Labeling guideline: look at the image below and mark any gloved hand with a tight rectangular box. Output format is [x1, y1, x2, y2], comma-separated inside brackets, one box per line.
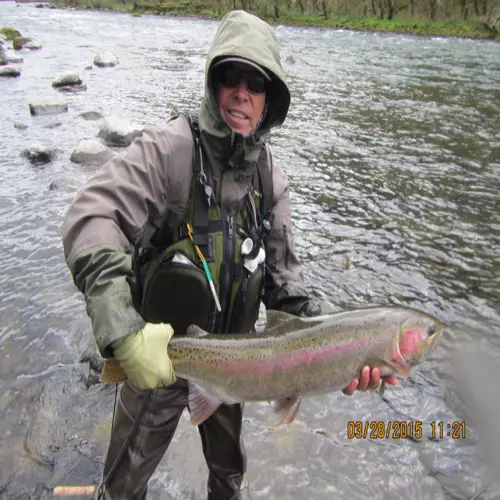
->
[111, 323, 176, 390]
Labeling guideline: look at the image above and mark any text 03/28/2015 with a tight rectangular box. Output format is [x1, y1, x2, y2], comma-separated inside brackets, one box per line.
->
[346, 420, 466, 440]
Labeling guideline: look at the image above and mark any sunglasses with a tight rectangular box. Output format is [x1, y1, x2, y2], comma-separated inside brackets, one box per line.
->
[217, 65, 268, 94]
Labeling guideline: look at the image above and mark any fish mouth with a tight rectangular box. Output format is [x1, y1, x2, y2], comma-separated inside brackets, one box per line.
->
[423, 322, 443, 353]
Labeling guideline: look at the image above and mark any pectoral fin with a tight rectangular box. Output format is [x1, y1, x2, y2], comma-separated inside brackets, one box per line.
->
[273, 397, 301, 427]
[188, 382, 223, 426]
[384, 359, 410, 377]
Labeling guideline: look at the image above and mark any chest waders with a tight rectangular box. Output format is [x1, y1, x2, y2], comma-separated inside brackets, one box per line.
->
[97, 112, 273, 498]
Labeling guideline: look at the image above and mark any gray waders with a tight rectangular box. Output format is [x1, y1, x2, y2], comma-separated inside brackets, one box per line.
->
[98, 379, 246, 499]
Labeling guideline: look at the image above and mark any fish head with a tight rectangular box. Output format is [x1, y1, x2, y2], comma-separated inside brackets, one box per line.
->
[395, 311, 443, 368]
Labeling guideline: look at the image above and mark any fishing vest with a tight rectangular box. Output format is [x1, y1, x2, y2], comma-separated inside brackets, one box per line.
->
[129, 112, 273, 335]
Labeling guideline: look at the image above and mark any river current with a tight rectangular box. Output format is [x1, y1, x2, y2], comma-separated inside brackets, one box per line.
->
[1, 3, 499, 499]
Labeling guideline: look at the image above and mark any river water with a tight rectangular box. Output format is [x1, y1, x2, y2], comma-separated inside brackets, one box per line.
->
[1, 3, 500, 499]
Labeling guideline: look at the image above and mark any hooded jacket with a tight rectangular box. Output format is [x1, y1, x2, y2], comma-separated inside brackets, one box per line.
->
[62, 11, 312, 358]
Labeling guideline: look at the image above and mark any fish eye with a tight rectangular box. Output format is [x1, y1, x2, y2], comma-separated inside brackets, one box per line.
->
[427, 323, 436, 336]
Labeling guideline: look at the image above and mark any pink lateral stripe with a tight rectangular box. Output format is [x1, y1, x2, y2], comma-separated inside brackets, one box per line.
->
[194, 334, 392, 375]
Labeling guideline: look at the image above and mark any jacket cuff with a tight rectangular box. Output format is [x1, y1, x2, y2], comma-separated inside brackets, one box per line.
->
[87, 293, 146, 358]
[263, 283, 338, 318]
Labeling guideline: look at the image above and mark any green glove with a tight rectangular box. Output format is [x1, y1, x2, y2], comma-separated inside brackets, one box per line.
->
[112, 323, 176, 390]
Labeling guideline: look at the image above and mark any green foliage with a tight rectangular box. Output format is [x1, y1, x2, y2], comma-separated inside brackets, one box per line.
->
[0, 27, 22, 40]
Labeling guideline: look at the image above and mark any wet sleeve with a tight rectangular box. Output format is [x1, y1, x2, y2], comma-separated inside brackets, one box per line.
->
[262, 151, 337, 317]
[61, 127, 175, 357]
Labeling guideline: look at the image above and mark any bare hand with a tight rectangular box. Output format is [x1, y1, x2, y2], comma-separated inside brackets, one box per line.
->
[343, 366, 398, 396]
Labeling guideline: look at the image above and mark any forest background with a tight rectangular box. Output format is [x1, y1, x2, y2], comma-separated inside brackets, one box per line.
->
[12, 0, 500, 40]
[29, 0, 500, 39]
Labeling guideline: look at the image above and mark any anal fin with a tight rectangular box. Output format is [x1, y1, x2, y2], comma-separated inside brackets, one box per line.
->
[273, 397, 301, 427]
[188, 382, 223, 426]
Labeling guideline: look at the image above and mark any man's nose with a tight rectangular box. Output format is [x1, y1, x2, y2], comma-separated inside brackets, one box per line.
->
[234, 79, 250, 98]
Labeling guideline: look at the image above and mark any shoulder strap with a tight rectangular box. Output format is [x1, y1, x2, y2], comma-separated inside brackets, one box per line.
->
[180, 110, 200, 138]
[256, 143, 274, 223]
[180, 110, 211, 250]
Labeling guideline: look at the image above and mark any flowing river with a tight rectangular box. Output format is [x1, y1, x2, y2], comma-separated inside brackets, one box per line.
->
[1, 3, 500, 499]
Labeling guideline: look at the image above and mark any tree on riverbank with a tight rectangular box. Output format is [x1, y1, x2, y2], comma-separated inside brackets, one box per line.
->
[41, 0, 500, 37]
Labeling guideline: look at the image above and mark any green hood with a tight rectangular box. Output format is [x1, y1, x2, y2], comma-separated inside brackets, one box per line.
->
[199, 10, 290, 181]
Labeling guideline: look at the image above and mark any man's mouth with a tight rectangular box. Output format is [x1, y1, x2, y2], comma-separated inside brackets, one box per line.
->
[229, 109, 248, 119]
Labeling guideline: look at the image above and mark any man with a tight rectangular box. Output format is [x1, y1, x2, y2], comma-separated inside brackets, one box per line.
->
[62, 10, 395, 499]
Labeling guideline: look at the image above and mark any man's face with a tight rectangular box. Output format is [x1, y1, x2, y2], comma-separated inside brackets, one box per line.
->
[215, 63, 267, 137]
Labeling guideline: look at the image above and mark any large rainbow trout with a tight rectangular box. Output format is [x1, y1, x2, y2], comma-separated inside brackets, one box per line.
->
[166, 307, 442, 426]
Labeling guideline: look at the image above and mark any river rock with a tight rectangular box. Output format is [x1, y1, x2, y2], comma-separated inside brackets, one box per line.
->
[6, 50, 24, 63]
[13, 121, 28, 129]
[79, 110, 103, 120]
[59, 83, 88, 93]
[0, 66, 21, 77]
[0, 27, 21, 40]
[0, 34, 7, 43]
[25, 40, 42, 50]
[0, 45, 6, 65]
[52, 72, 82, 88]
[44, 121, 62, 129]
[93, 50, 119, 68]
[21, 143, 56, 165]
[70, 139, 116, 165]
[97, 115, 144, 147]
[29, 98, 68, 116]
[12, 36, 31, 50]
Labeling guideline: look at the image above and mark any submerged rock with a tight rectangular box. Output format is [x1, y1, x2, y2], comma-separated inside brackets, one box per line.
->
[0, 66, 21, 77]
[21, 143, 56, 165]
[97, 115, 144, 147]
[13, 121, 29, 129]
[29, 98, 68, 116]
[44, 122, 62, 129]
[70, 139, 116, 165]
[93, 50, 119, 68]
[79, 110, 104, 121]
[58, 83, 87, 93]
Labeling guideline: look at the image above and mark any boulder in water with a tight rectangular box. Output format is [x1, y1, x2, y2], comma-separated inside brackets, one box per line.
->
[13, 36, 31, 50]
[93, 50, 119, 68]
[97, 115, 144, 147]
[25, 40, 42, 50]
[6, 50, 24, 64]
[70, 139, 117, 165]
[0, 27, 22, 41]
[29, 98, 68, 116]
[52, 72, 82, 88]
[0, 66, 21, 77]
[0, 45, 7, 65]
[21, 143, 56, 165]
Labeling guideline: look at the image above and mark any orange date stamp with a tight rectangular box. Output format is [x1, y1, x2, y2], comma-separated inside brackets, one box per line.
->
[346, 420, 466, 440]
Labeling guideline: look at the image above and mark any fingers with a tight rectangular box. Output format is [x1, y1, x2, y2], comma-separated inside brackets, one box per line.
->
[358, 366, 378, 391]
[343, 366, 397, 396]
[342, 378, 359, 396]
[382, 375, 398, 385]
